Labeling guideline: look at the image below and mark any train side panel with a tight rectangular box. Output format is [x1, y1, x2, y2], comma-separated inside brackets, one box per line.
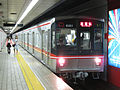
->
[16, 18, 57, 72]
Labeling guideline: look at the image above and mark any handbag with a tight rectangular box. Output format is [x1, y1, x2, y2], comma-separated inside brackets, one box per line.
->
[7, 43, 11, 47]
[13, 44, 16, 47]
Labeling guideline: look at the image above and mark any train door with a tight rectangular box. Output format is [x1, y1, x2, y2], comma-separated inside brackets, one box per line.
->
[42, 30, 49, 64]
[27, 33, 29, 50]
[47, 29, 50, 64]
[21, 34, 23, 46]
[32, 32, 35, 54]
[46, 30, 49, 64]
[41, 31, 44, 60]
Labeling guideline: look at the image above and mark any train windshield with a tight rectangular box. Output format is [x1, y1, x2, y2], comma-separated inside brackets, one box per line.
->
[94, 28, 102, 50]
[79, 32, 91, 50]
[55, 28, 92, 50]
[56, 28, 77, 47]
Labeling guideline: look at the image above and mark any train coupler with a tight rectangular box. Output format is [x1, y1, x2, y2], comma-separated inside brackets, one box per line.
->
[92, 72, 100, 79]
[74, 72, 88, 80]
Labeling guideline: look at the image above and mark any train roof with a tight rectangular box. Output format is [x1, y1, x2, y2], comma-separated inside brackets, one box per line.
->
[54, 16, 105, 22]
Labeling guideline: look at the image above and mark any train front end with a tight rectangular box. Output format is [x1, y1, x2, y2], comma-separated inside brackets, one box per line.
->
[51, 17, 104, 79]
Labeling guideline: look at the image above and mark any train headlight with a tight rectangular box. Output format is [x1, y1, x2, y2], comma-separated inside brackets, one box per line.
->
[58, 57, 65, 67]
[95, 57, 102, 66]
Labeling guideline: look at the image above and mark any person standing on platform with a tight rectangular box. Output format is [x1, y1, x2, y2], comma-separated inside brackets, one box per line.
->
[12, 38, 16, 54]
[6, 37, 12, 54]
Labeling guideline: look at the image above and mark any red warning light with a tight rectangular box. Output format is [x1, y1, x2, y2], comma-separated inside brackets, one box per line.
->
[80, 22, 92, 27]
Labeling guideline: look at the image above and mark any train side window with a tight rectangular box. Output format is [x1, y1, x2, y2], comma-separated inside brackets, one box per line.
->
[43, 31, 47, 50]
[94, 29, 102, 50]
[36, 33, 39, 47]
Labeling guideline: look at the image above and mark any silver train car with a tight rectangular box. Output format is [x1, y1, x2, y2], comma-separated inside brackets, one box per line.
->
[15, 16, 104, 79]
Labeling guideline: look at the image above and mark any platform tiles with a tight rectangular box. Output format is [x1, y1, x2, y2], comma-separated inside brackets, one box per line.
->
[0, 47, 28, 90]
[0, 46, 73, 90]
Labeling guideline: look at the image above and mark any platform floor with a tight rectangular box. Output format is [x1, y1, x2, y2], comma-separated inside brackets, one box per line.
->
[0, 48, 28, 90]
[0, 46, 73, 90]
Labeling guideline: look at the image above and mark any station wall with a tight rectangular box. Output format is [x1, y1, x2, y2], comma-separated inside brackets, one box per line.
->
[0, 27, 7, 51]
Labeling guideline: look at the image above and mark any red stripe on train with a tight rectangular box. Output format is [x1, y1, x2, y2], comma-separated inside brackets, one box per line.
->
[23, 42, 104, 59]
[24, 22, 51, 32]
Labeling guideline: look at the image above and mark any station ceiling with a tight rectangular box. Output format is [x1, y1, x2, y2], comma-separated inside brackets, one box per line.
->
[0, 0, 107, 34]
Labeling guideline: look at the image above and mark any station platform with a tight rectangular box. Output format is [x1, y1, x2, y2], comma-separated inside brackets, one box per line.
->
[0, 46, 73, 90]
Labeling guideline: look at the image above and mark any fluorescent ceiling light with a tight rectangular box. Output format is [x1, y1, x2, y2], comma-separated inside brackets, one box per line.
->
[10, 0, 39, 33]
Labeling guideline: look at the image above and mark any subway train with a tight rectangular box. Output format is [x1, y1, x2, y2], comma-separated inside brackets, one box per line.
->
[14, 16, 104, 79]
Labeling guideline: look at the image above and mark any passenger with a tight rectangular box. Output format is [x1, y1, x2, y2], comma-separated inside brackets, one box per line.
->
[73, 38, 77, 45]
[59, 35, 66, 46]
[12, 39, 16, 54]
[72, 32, 77, 45]
[73, 33, 84, 46]
[59, 38, 64, 46]
[6, 37, 12, 54]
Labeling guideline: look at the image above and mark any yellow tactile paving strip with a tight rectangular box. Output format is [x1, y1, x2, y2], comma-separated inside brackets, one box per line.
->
[16, 52, 44, 90]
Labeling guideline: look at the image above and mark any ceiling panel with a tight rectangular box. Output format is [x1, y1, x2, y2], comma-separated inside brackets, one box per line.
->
[0, 0, 107, 33]
[8, 0, 29, 22]
[0, 0, 31, 33]
[0, 0, 7, 24]
[22, 0, 60, 25]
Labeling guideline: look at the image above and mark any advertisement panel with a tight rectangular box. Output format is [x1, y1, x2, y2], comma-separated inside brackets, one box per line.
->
[108, 8, 120, 68]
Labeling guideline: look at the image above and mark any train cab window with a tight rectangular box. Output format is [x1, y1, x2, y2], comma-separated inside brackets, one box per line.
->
[56, 28, 77, 47]
[79, 32, 91, 50]
[94, 29, 102, 50]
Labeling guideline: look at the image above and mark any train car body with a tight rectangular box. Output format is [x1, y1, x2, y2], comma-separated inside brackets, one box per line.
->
[15, 16, 104, 79]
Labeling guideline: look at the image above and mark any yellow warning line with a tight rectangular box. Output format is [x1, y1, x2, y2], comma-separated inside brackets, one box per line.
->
[16, 52, 44, 90]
